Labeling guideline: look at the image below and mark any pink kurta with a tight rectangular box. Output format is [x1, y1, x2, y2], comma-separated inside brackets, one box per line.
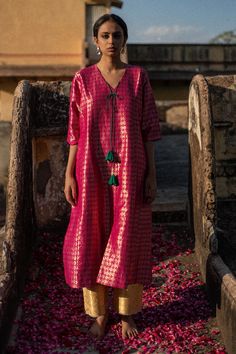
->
[63, 64, 161, 289]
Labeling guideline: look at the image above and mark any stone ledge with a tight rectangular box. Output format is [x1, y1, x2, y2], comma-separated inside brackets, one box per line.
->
[207, 255, 236, 354]
[153, 187, 188, 212]
[0, 65, 80, 77]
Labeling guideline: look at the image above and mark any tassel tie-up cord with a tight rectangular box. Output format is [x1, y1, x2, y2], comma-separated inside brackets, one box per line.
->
[105, 90, 120, 186]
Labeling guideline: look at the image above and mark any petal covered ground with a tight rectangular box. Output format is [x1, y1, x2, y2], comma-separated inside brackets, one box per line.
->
[6, 225, 227, 353]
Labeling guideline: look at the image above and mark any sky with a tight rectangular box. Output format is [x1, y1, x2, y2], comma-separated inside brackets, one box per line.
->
[112, 0, 236, 43]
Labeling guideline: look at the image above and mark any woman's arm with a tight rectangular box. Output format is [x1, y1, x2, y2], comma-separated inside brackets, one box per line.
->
[64, 144, 78, 207]
[144, 141, 157, 204]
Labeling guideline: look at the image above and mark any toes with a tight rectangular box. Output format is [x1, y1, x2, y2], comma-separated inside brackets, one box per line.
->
[128, 330, 133, 338]
[122, 329, 128, 339]
[121, 316, 139, 339]
[128, 331, 133, 339]
[131, 329, 138, 338]
[125, 328, 138, 339]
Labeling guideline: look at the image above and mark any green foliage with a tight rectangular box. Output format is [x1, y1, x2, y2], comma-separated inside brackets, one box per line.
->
[210, 30, 236, 44]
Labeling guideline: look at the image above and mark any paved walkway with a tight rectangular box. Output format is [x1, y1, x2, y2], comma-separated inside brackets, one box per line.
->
[6, 224, 226, 353]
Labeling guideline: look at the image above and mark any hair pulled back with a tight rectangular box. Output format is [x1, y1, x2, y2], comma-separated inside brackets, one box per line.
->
[93, 14, 128, 43]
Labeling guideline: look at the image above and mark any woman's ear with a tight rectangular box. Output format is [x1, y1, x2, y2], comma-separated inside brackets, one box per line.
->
[93, 36, 98, 46]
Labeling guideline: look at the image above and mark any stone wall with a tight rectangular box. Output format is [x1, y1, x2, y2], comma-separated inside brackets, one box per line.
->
[30, 80, 71, 228]
[0, 80, 72, 348]
[188, 74, 236, 354]
[32, 136, 69, 227]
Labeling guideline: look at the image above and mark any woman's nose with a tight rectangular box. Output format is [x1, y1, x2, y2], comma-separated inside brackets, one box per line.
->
[108, 35, 114, 44]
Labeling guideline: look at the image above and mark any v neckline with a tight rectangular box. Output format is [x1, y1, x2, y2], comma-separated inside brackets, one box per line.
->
[95, 64, 129, 91]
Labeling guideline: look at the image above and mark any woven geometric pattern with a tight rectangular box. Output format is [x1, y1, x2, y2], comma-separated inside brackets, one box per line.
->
[63, 64, 161, 289]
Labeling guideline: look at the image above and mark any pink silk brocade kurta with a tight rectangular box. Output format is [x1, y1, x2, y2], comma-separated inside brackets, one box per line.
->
[63, 64, 161, 289]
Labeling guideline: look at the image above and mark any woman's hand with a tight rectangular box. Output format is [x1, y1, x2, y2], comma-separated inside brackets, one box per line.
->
[64, 174, 78, 207]
[64, 145, 78, 207]
[144, 173, 157, 204]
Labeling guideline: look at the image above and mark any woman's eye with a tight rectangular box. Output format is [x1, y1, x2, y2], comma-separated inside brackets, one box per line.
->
[101, 33, 122, 40]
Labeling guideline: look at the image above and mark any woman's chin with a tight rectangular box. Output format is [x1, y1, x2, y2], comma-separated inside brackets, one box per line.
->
[105, 50, 119, 57]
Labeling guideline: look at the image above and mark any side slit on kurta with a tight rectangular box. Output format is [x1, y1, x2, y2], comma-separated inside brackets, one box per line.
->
[63, 64, 161, 290]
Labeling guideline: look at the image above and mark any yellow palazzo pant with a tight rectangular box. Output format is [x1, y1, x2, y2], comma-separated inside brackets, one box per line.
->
[83, 283, 143, 317]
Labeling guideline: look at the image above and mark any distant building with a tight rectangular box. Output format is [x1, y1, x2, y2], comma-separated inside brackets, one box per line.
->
[127, 43, 236, 101]
[1, 1, 235, 121]
[0, 0, 123, 121]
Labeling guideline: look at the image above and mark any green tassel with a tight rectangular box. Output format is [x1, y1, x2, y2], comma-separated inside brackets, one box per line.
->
[108, 174, 119, 186]
[105, 150, 115, 162]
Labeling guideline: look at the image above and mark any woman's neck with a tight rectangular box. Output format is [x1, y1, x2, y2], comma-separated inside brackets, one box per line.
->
[97, 56, 126, 71]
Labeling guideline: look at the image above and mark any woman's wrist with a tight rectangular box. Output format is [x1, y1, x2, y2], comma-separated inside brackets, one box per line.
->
[146, 166, 156, 177]
[65, 170, 75, 178]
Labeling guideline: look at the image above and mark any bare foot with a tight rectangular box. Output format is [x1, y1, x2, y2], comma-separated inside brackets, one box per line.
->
[121, 315, 138, 339]
[89, 314, 108, 338]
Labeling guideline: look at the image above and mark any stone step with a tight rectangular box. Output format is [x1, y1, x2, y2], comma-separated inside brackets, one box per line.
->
[153, 187, 188, 212]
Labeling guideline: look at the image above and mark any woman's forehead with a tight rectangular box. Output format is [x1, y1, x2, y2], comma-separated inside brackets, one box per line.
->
[98, 20, 123, 32]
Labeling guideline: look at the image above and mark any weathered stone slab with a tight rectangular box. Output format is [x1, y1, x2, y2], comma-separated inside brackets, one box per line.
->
[188, 74, 216, 251]
[188, 73, 236, 354]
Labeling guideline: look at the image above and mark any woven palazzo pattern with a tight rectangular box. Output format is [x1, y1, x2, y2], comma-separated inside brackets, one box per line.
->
[63, 64, 161, 289]
[83, 284, 143, 317]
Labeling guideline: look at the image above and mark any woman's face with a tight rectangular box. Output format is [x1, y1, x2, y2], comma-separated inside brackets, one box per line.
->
[94, 19, 126, 57]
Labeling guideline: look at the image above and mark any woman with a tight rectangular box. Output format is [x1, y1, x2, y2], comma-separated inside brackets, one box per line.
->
[63, 14, 161, 339]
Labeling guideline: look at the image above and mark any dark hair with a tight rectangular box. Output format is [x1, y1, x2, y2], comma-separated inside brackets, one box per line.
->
[93, 14, 128, 43]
